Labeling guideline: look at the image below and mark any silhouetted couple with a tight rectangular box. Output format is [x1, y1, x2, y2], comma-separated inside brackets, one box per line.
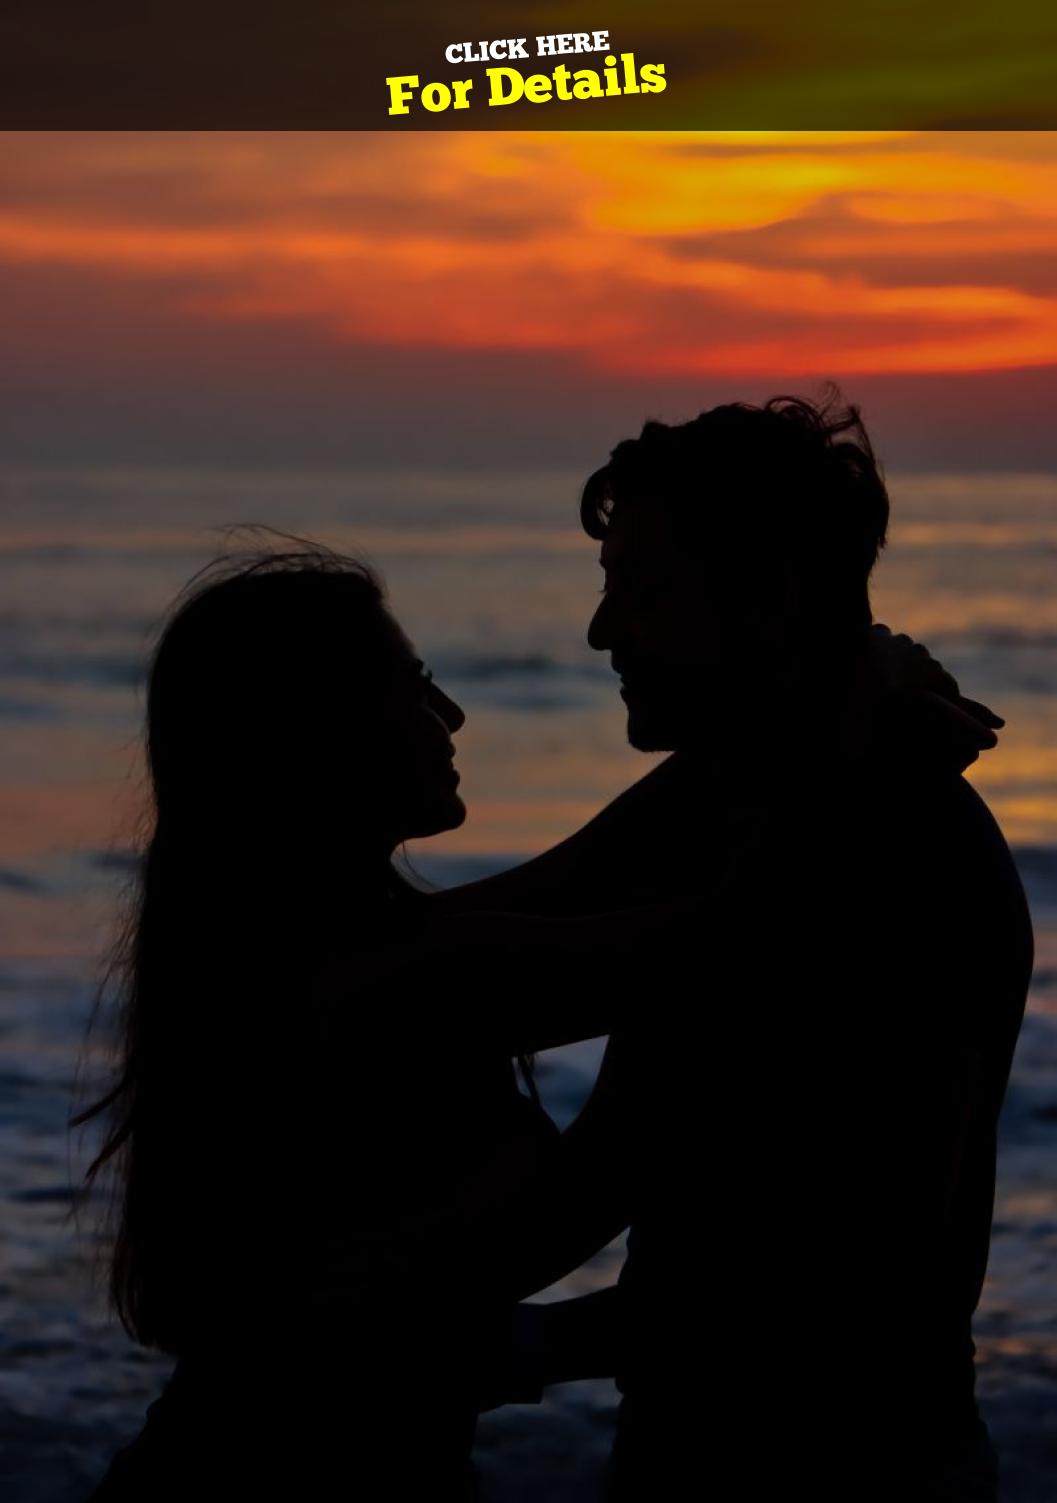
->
[78, 394, 1031, 1502]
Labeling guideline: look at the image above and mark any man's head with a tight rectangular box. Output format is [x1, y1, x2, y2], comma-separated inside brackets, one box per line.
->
[583, 392, 890, 751]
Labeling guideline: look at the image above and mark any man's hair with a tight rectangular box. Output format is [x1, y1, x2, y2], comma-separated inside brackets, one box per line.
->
[581, 388, 890, 634]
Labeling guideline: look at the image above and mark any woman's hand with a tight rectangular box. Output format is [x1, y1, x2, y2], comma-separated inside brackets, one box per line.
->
[865, 624, 1003, 760]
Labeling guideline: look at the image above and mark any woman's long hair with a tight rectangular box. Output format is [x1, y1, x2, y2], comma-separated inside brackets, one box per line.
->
[71, 540, 420, 1351]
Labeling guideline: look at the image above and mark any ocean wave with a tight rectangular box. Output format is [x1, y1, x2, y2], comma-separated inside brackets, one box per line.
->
[945, 629, 1057, 651]
[0, 698, 60, 724]
[0, 653, 144, 691]
[394, 851, 521, 889]
[7, 1185, 99, 1206]
[88, 850, 138, 874]
[0, 649, 606, 703]
[1013, 847, 1057, 912]
[0, 851, 139, 902]
[894, 524, 1057, 550]
[1011, 846, 1057, 877]
[432, 652, 604, 681]
[428, 653, 610, 711]
[0, 870, 47, 895]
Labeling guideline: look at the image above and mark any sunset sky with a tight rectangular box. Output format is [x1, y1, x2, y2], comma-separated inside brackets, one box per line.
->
[2, 128, 1057, 939]
[2, 130, 1057, 469]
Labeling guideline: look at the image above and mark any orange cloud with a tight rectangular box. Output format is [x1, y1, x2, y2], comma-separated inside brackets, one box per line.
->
[2, 131, 1057, 379]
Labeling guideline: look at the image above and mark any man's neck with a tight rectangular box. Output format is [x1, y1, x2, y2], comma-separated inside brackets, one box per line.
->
[672, 670, 861, 790]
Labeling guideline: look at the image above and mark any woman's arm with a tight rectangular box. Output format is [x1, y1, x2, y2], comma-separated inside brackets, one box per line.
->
[306, 1030, 635, 1321]
[477, 1288, 624, 1410]
[426, 751, 711, 918]
[411, 870, 754, 1056]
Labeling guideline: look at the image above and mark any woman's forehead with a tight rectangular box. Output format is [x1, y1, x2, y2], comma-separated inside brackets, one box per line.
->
[375, 611, 415, 660]
[386, 626, 428, 683]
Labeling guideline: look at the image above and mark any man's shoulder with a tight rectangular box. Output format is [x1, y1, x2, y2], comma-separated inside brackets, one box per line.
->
[828, 764, 1030, 979]
[868, 765, 1018, 882]
[811, 758, 1004, 861]
[774, 763, 1024, 936]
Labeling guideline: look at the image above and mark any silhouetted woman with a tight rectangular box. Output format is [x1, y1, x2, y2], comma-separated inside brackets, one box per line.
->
[75, 546, 658, 1501]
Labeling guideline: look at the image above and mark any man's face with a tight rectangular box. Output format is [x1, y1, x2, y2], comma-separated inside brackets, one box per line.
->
[587, 505, 706, 751]
[586, 503, 789, 751]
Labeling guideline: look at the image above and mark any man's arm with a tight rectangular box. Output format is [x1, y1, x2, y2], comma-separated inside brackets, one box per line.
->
[428, 642, 1003, 920]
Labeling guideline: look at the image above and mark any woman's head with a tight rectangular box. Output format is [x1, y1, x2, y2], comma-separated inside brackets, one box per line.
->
[149, 545, 466, 852]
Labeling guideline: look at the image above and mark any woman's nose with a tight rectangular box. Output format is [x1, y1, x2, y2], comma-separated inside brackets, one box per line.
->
[436, 688, 465, 734]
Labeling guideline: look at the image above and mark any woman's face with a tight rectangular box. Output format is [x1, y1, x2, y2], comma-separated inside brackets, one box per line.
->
[377, 629, 467, 844]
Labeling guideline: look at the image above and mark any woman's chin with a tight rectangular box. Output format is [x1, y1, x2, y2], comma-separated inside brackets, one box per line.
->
[403, 794, 467, 841]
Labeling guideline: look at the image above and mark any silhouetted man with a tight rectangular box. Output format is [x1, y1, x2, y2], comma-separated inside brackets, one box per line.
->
[445, 394, 1032, 1501]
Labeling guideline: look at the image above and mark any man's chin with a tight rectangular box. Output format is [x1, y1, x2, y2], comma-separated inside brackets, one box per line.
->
[625, 709, 678, 754]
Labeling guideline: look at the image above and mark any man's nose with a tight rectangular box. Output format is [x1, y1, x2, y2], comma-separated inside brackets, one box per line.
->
[587, 593, 612, 652]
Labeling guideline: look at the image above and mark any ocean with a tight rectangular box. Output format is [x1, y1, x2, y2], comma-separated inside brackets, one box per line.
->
[1, 465, 1055, 1498]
